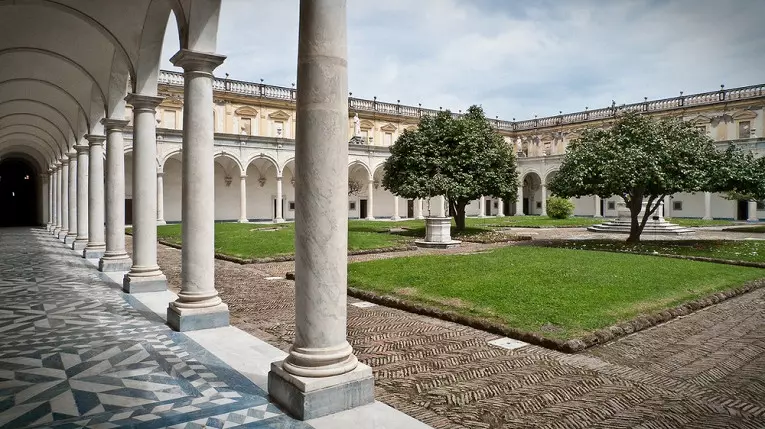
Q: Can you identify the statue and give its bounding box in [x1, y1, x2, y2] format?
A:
[353, 113, 361, 137]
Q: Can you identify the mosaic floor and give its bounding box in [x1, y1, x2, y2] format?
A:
[0, 228, 312, 429]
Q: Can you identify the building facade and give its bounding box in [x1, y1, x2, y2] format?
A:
[132, 71, 765, 223]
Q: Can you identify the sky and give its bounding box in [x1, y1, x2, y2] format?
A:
[160, 0, 765, 121]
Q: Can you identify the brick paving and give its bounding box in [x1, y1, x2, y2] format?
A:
[145, 228, 765, 428]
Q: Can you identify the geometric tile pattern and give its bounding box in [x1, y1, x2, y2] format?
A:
[0, 228, 313, 429]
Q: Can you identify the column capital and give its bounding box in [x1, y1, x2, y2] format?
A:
[170, 49, 226, 75]
[240, 173, 247, 179]
[61, 157, 70, 165]
[157, 171, 164, 177]
[67, 149, 77, 159]
[74, 144, 89, 154]
[86, 134, 107, 146]
[54, 160, 62, 167]
[125, 93, 164, 111]
[100, 118, 130, 132]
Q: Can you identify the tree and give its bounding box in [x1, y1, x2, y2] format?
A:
[546, 197, 574, 219]
[382, 106, 518, 231]
[548, 112, 722, 243]
[713, 144, 765, 203]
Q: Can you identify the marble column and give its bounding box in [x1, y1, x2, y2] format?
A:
[541, 185, 548, 216]
[274, 175, 284, 222]
[703, 192, 712, 220]
[496, 197, 505, 217]
[65, 150, 78, 245]
[516, 182, 524, 216]
[47, 169, 53, 230]
[83, 135, 107, 259]
[238, 174, 248, 222]
[435, 195, 446, 217]
[58, 157, 69, 239]
[100, 118, 132, 272]
[748, 200, 759, 222]
[53, 164, 61, 235]
[366, 179, 375, 220]
[268, 0, 373, 419]
[392, 195, 400, 220]
[156, 172, 166, 225]
[594, 195, 602, 217]
[166, 49, 228, 331]
[478, 196, 486, 218]
[123, 94, 167, 293]
[415, 198, 424, 219]
[72, 144, 89, 251]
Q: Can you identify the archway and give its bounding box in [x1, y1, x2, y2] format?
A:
[522, 172, 543, 215]
[0, 157, 38, 226]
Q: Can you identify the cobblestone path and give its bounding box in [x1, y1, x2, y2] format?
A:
[148, 231, 765, 429]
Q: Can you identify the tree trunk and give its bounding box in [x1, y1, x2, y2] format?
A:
[453, 200, 468, 231]
[626, 195, 644, 243]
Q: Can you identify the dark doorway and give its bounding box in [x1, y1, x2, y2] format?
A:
[273, 197, 284, 219]
[359, 199, 368, 219]
[485, 201, 491, 216]
[504, 199, 512, 216]
[522, 198, 529, 215]
[125, 199, 133, 225]
[0, 158, 38, 227]
[737, 200, 748, 220]
[600, 200, 606, 217]
[407, 200, 414, 218]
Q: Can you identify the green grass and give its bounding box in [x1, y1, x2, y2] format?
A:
[723, 225, 765, 233]
[666, 218, 736, 227]
[538, 239, 765, 263]
[348, 246, 765, 339]
[155, 222, 409, 259]
[466, 216, 601, 228]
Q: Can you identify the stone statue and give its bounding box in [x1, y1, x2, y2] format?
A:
[353, 113, 361, 137]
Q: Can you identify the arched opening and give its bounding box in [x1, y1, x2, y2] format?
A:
[522, 172, 543, 215]
[0, 157, 38, 226]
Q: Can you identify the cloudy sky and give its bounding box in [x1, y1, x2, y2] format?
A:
[161, 0, 765, 121]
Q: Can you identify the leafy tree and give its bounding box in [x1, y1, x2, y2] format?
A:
[546, 197, 574, 219]
[713, 144, 765, 203]
[382, 106, 518, 231]
[548, 112, 722, 243]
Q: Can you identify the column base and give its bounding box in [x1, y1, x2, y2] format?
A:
[238, 218, 249, 223]
[46, 224, 52, 231]
[167, 302, 229, 332]
[496, 214, 505, 218]
[57, 229, 68, 240]
[747, 218, 759, 223]
[274, 218, 286, 224]
[157, 220, 167, 226]
[391, 216, 401, 221]
[72, 239, 88, 251]
[415, 216, 425, 220]
[64, 234, 77, 245]
[53, 227, 61, 236]
[268, 361, 375, 420]
[99, 255, 133, 272]
[83, 245, 106, 260]
[702, 216, 713, 221]
[123, 272, 167, 293]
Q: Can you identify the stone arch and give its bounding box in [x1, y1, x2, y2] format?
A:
[521, 171, 543, 215]
[244, 153, 279, 174]
[348, 160, 372, 180]
[0, 113, 69, 155]
[0, 99, 82, 138]
[544, 169, 559, 185]
[280, 157, 295, 177]
[213, 151, 244, 175]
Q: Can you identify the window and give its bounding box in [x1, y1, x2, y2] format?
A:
[349, 201, 356, 211]
[240, 117, 252, 135]
[607, 201, 616, 210]
[384, 132, 393, 146]
[289, 201, 295, 211]
[673, 201, 683, 211]
[738, 121, 751, 139]
[163, 110, 176, 129]
[536, 201, 542, 209]
[493, 201, 498, 209]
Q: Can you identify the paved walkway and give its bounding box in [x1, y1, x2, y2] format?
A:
[147, 229, 765, 429]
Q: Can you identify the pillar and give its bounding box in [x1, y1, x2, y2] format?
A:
[416, 198, 424, 219]
[99, 118, 132, 272]
[56, 157, 69, 239]
[478, 196, 486, 218]
[497, 197, 504, 217]
[65, 150, 78, 244]
[123, 94, 167, 293]
[83, 135, 106, 259]
[47, 169, 53, 230]
[166, 49, 228, 330]
[274, 175, 285, 222]
[157, 172, 166, 225]
[53, 163, 61, 235]
[72, 144, 89, 250]
[703, 192, 712, 220]
[436, 195, 446, 217]
[268, 0, 374, 419]
[238, 174, 248, 222]
[594, 195, 602, 218]
[392, 195, 400, 220]
[541, 185, 548, 216]
[516, 182, 524, 216]
[366, 179, 375, 220]
[748, 200, 759, 222]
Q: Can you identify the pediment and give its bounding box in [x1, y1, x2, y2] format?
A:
[731, 109, 757, 120]
[268, 110, 291, 120]
[359, 120, 374, 130]
[690, 114, 712, 125]
[380, 123, 397, 132]
[235, 106, 259, 117]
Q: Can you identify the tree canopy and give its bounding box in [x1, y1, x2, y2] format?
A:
[382, 105, 518, 230]
[548, 112, 726, 242]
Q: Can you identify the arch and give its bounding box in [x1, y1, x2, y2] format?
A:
[0, 124, 60, 154]
[0, 132, 57, 159]
[213, 151, 244, 175]
[159, 148, 182, 170]
[544, 169, 559, 185]
[348, 160, 372, 180]
[0, 154, 41, 226]
[0, 99, 80, 138]
[133, 0, 173, 94]
[0, 147, 45, 174]
[0, 78, 91, 129]
[244, 153, 279, 174]
[280, 157, 295, 177]
[372, 163, 386, 179]
[520, 169, 543, 184]
[0, 113, 69, 153]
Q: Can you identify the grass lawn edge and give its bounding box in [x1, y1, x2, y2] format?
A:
[345, 278, 765, 353]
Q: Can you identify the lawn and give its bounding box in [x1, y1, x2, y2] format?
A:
[724, 225, 765, 233]
[666, 218, 736, 227]
[537, 239, 765, 263]
[347, 246, 765, 340]
[466, 216, 601, 228]
[155, 222, 409, 259]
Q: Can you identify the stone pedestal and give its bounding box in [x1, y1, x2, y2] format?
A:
[415, 217, 461, 248]
[123, 272, 168, 293]
[588, 201, 693, 235]
[268, 361, 374, 420]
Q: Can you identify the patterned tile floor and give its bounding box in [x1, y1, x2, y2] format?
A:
[0, 228, 312, 429]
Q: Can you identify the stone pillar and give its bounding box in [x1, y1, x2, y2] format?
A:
[65, 150, 78, 244]
[167, 49, 228, 331]
[748, 200, 759, 222]
[84, 135, 106, 259]
[392, 195, 400, 220]
[478, 196, 485, 218]
[268, 0, 373, 419]
[238, 174, 248, 222]
[497, 197, 504, 217]
[157, 172, 166, 225]
[516, 182, 524, 216]
[100, 118, 132, 272]
[47, 169, 53, 230]
[366, 179, 375, 220]
[594, 195, 602, 217]
[123, 94, 167, 293]
[72, 144, 89, 250]
[703, 192, 712, 220]
[415, 198, 424, 219]
[436, 195, 446, 217]
[541, 185, 548, 216]
[53, 163, 61, 235]
[58, 157, 69, 239]
[274, 175, 284, 222]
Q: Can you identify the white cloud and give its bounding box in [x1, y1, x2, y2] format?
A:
[160, 0, 765, 120]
